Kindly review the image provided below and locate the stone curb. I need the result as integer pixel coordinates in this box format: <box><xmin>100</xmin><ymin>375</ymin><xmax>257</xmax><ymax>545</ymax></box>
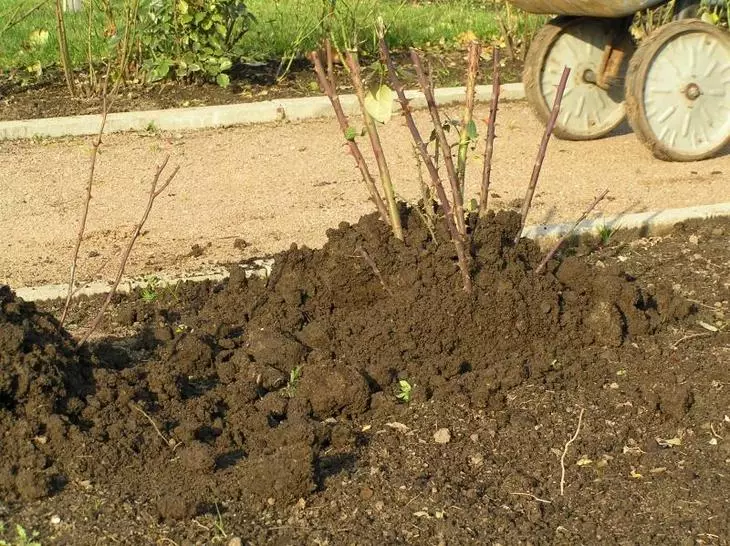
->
<box><xmin>0</xmin><ymin>83</ymin><xmax>525</xmax><ymax>140</ymax></box>
<box><xmin>14</xmin><ymin>201</ymin><xmax>730</xmax><ymax>302</ymax></box>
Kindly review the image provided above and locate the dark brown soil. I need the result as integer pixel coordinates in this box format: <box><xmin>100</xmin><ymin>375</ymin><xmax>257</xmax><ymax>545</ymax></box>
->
<box><xmin>0</xmin><ymin>51</ymin><xmax>524</xmax><ymax>122</ymax></box>
<box><xmin>2</xmin><ymin>210</ymin><xmax>729</xmax><ymax>545</ymax></box>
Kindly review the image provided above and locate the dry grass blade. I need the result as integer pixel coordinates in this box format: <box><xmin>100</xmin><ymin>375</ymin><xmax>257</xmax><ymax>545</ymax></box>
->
<box><xmin>515</xmin><ymin>66</ymin><xmax>571</xmax><ymax>244</ymax></box>
<box><xmin>560</xmin><ymin>408</ymin><xmax>585</xmax><ymax>496</ymax></box>
<box><xmin>479</xmin><ymin>48</ymin><xmax>501</xmax><ymax>217</ymax></box>
<box><xmin>535</xmin><ymin>189</ymin><xmax>609</xmax><ymax>273</ymax></box>
<box><xmin>76</xmin><ymin>157</ymin><xmax>179</xmax><ymax>348</ymax></box>
<box><xmin>310</xmin><ymin>51</ymin><xmax>390</xmax><ymax>227</ymax></box>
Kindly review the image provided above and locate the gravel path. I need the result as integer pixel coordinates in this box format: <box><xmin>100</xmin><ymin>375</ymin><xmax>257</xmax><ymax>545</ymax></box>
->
<box><xmin>1</xmin><ymin>101</ymin><xmax>728</xmax><ymax>288</ymax></box>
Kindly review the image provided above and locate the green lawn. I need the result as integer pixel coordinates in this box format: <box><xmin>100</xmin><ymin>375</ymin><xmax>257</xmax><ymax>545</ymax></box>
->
<box><xmin>0</xmin><ymin>0</ymin><xmax>505</xmax><ymax>73</ymax></box>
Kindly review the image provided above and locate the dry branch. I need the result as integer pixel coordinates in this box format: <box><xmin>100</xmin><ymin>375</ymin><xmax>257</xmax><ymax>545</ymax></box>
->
<box><xmin>479</xmin><ymin>48</ymin><xmax>501</xmax><ymax>217</ymax></box>
<box><xmin>514</xmin><ymin>66</ymin><xmax>571</xmax><ymax>244</ymax></box>
<box><xmin>457</xmin><ymin>41</ymin><xmax>481</xmax><ymax>197</ymax></box>
<box><xmin>343</xmin><ymin>49</ymin><xmax>403</xmax><ymax>240</ymax></box>
<box><xmin>411</xmin><ymin>50</ymin><xmax>467</xmax><ymax>237</ymax></box>
<box><xmin>60</xmin><ymin>80</ymin><xmax>111</xmax><ymax>327</ymax></box>
<box><xmin>310</xmin><ymin>51</ymin><xmax>390</xmax><ymax>226</ymax></box>
<box><xmin>377</xmin><ymin>31</ymin><xmax>472</xmax><ymax>292</ymax></box>
<box><xmin>535</xmin><ymin>189</ymin><xmax>609</xmax><ymax>273</ymax></box>
<box><xmin>76</xmin><ymin>157</ymin><xmax>179</xmax><ymax>348</ymax></box>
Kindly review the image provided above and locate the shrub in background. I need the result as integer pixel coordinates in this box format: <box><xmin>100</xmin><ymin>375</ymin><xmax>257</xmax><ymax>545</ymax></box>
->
<box><xmin>139</xmin><ymin>0</ymin><xmax>254</xmax><ymax>87</ymax></box>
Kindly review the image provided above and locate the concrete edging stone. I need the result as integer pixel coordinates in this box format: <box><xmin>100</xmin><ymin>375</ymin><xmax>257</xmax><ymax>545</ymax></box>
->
<box><xmin>0</xmin><ymin>83</ymin><xmax>525</xmax><ymax>140</ymax></box>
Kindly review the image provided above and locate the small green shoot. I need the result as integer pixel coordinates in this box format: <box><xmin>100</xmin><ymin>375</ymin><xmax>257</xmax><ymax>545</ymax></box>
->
<box><xmin>140</xmin><ymin>276</ymin><xmax>160</xmax><ymax>303</ymax></box>
<box><xmin>0</xmin><ymin>524</ymin><xmax>42</xmax><ymax>546</ymax></box>
<box><xmin>214</xmin><ymin>502</ymin><xmax>227</xmax><ymax>539</ymax></box>
<box><xmin>395</xmin><ymin>379</ymin><xmax>412</xmax><ymax>403</ymax></box>
<box><xmin>282</xmin><ymin>366</ymin><xmax>302</xmax><ymax>398</ymax></box>
<box><xmin>174</xmin><ymin>323</ymin><xmax>189</xmax><ymax>335</ymax></box>
<box><xmin>596</xmin><ymin>223</ymin><xmax>616</xmax><ymax>247</ymax></box>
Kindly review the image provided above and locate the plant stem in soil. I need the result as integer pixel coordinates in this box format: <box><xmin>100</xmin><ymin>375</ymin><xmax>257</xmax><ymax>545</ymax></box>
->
<box><xmin>457</xmin><ymin>40</ymin><xmax>480</xmax><ymax>197</ymax></box>
<box><xmin>479</xmin><ymin>48</ymin><xmax>500</xmax><ymax>217</ymax></box>
<box><xmin>344</xmin><ymin>49</ymin><xmax>403</xmax><ymax>241</ymax></box>
<box><xmin>310</xmin><ymin>51</ymin><xmax>390</xmax><ymax>227</ymax></box>
<box><xmin>76</xmin><ymin>157</ymin><xmax>179</xmax><ymax>348</ymax></box>
<box><xmin>514</xmin><ymin>66</ymin><xmax>570</xmax><ymax>244</ymax></box>
<box><xmin>535</xmin><ymin>189</ymin><xmax>609</xmax><ymax>273</ymax></box>
<box><xmin>377</xmin><ymin>29</ymin><xmax>472</xmax><ymax>292</ymax></box>
<box><xmin>410</xmin><ymin>50</ymin><xmax>467</xmax><ymax>238</ymax></box>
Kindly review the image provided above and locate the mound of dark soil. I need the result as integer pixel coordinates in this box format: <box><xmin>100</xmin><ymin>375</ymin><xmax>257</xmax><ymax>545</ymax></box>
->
<box><xmin>0</xmin><ymin>286</ymin><xmax>91</xmax><ymax>501</ymax></box>
<box><xmin>5</xmin><ymin>210</ymin><xmax>727</xmax><ymax>545</ymax></box>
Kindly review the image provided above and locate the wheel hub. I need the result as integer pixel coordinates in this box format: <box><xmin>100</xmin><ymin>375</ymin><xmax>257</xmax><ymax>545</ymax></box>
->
<box><xmin>684</xmin><ymin>82</ymin><xmax>701</xmax><ymax>101</ymax></box>
<box><xmin>581</xmin><ymin>68</ymin><xmax>597</xmax><ymax>85</ymax></box>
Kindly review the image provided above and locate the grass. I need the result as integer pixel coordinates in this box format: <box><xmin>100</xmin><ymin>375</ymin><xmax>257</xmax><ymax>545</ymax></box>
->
<box><xmin>0</xmin><ymin>0</ymin><xmax>504</xmax><ymax>73</ymax></box>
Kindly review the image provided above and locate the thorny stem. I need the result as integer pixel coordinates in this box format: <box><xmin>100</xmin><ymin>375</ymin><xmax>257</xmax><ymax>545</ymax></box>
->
<box><xmin>479</xmin><ymin>48</ymin><xmax>501</xmax><ymax>217</ymax></box>
<box><xmin>457</xmin><ymin>41</ymin><xmax>481</xmax><ymax>197</ymax></box>
<box><xmin>76</xmin><ymin>157</ymin><xmax>179</xmax><ymax>348</ymax></box>
<box><xmin>310</xmin><ymin>51</ymin><xmax>391</xmax><ymax>226</ymax></box>
<box><xmin>344</xmin><ymin>49</ymin><xmax>403</xmax><ymax>241</ymax></box>
<box><xmin>535</xmin><ymin>189</ymin><xmax>609</xmax><ymax>273</ymax></box>
<box><xmin>377</xmin><ymin>30</ymin><xmax>472</xmax><ymax>292</ymax></box>
<box><xmin>410</xmin><ymin>50</ymin><xmax>467</xmax><ymax>238</ymax></box>
<box><xmin>514</xmin><ymin>66</ymin><xmax>570</xmax><ymax>244</ymax></box>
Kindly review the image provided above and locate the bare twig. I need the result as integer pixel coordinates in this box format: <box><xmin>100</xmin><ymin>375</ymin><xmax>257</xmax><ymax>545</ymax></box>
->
<box><xmin>411</xmin><ymin>50</ymin><xmax>466</xmax><ymax>237</ymax></box>
<box><xmin>515</xmin><ymin>67</ymin><xmax>571</xmax><ymax>244</ymax></box>
<box><xmin>310</xmin><ymin>51</ymin><xmax>390</xmax><ymax>226</ymax></box>
<box><xmin>76</xmin><ymin>158</ymin><xmax>179</xmax><ymax>348</ymax></box>
<box><xmin>457</xmin><ymin>41</ymin><xmax>481</xmax><ymax>197</ymax></box>
<box><xmin>355</xmin><ymin>246</ymin><xmax>393</xmax><ymax>296</ymax></box>
<box><xmin>535</xmin><ymin>189</ymin><xmax>609</xmax><ymax>274</ymax></box>
<box><xmin>343</xmin><ymin>49</ymin><xmax>403</xmax><ymax>240</ymax></box>
<box><xmin>377</xmin><ymin>31</ymin><xmax>472</xmax><ymax>292</ymax></box>
<box><xmin>560</xmin><ymin>408</ymin><xmax>585</xmax><ymax>496</ymax></box>
<box><xmin>0</xmin><ymin>0</ymin><xmax>50</xmax><ymax>36</ymax></box>
<box><xmin>479</xmin><ymin>48</ymin><xmax>500</xmax><ymax>217</ymax></box>
<box><xmin>60</xmin><ymin>79</ymin><xmax>111</xmax><ymax>328</ymax></box>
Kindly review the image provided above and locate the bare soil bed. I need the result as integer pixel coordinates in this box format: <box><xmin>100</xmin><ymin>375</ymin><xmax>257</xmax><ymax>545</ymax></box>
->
<box><xmin>1</xmin><ymin>209</ymin><xmax>729</xmax><ymax>545</ymax></box>
<box><xmin>0</xmin><ymin>52</ymin><xmax>523</xmax><ymax>122</ymax></box>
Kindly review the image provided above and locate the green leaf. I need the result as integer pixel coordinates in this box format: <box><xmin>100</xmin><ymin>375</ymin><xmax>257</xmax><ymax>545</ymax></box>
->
<box><xmin>219</xmin><ymin>57</ymin><xmax>232</xmax><ymax>71</ymax></box>
<box><xmin>363</xmin><ymin>84</ymin><xmax>394</xmax><ymax>124</ymax></box>
<box><xmin>216</xmin><ymin>73</ymin><xmax>230</xmax><ymax>88</ymax></box>
<box><xmin>344</xmin><ymin>126</ymin><xmax>357</xmax><ymax>141</ymax></box>
<box><xmin>466</xmin><ymin>119</ymin><xmax>478</xmax><ymax>140</ymax></box>
<box><xmin>177</xmin><ymin>0</ymin><xmax>188</xmax><ymax>15</ymax></box>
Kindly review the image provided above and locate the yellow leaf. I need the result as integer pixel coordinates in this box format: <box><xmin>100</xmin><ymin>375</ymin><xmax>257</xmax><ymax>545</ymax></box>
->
<box><xmin>364</xmin><ymin>85</ymin><xmax>394</xmax><ymax>124</ymax></box>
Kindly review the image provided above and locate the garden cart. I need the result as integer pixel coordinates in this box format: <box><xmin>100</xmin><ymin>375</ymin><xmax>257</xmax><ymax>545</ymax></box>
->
<box><xmin>509</xmin><ymin>0</ymin><xmax>730</xmax><ymax>161</ymax></box>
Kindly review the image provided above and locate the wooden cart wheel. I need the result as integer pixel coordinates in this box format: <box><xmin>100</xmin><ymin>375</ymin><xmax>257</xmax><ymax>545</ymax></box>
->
<box><xmin>625</xmin><ymin>20</ymin><xmax>730</xmax><ymax>162</ymax></box>
<box><xmin>524</xmin><ymin>16</ymin><xmax>634</xmax><ymax>140</ymax></box>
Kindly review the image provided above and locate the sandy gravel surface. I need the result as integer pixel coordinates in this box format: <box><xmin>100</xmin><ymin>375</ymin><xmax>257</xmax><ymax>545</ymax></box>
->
<box><xmin>1</xmin><ymin>101</ymin><xmax>728</xmax><ymax>288</ymax></box>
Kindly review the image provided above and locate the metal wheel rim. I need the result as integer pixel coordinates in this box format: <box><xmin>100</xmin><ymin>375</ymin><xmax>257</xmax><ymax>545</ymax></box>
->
<box><xmin>540</xmin><ymin>22</ymin><xmax>626</xmax><ymax>137</ymax></box>
<box><xmin>643</xmin><ymin>29</ymin><xmax>730</xmax><ymax>156</ymax></box>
